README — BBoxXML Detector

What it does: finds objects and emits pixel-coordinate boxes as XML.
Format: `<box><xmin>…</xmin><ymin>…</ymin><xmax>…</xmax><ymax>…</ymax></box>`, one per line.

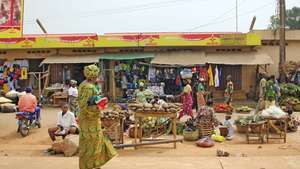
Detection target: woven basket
<box><xmin>183</xmin><ymin>129</ymin><xmax>199</xmax><ymax>141</ymax></box>
<box><xmin>101</xmin><ymin>118</ymin><xmax>123</xmax><ymax>144</ymax></box>
<box><xmin>293</xmin><ymin>104</ymin><xmax>300</xmax><ymax>111</ymax></box>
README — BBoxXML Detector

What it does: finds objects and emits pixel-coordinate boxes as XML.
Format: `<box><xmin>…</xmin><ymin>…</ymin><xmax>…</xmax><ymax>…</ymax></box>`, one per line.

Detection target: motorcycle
<box><xmin>16</xmin><ymin>105</ymin><xmax>41</xmax><ymax>137</ymax></box>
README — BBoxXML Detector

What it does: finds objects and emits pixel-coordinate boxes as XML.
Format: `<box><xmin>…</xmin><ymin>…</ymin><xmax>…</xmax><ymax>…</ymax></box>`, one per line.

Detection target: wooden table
<box><xmin>134</xmin><ymin>111</ymin><xmax>177</xmax><ymax>149</ymax></box>
<box><xmin>265</xmin><ymin>116</ymin><xmax>288</xmax><ymax>143</ymax></box>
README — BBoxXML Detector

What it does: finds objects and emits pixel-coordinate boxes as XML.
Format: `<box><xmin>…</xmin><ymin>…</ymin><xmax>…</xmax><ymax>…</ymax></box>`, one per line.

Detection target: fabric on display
<box><xmin>208</xmin><ymin>65</ymin><xmax>214</xmax><ymax>87</ymax></box>
<box><xmin>214</xmin><ymin>66</ymin><xmax>220</xmax><ymax>88</ymax></box>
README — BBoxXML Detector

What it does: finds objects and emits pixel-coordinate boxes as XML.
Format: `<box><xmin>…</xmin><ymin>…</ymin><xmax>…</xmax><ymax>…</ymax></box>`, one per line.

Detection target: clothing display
<box><xmin>208</xmin><ymin>65</ymin><xmax>214</xmax><ymax>87</ymax></box>
<box><xmin>214</xmin><ymin>66</ymin><xmax>220</xmax><ymax>88</ymax></box>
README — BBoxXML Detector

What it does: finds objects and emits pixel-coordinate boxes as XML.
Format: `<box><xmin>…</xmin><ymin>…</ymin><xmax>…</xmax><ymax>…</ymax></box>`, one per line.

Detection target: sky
<box><xmin>23</xmin><ymin>0</ymin><xmax>300</xmax><ymax>34</ymax></box>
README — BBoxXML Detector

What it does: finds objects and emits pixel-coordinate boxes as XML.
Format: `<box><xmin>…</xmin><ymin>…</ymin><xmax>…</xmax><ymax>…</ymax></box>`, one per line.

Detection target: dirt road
<box><xmin>1</xmin><ymin>108</ymin><xmax>300</xmax><ymax>169</ymax></box>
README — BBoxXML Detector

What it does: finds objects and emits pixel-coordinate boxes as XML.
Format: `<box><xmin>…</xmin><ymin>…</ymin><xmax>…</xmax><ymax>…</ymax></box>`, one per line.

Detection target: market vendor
<box><xmin>68</xmin><ymin>80</ymin><xmax>79</xmax><ymax>117</ymax></box>
<box><xmin>291</xmin><ymin>68</ymin><xmax>300</xmax><ymax>85</ymax></box>
<box><xmin>134</xmin><ymin>82</ymin><xmax>153</xmax><ymax>103</ymax></box>
<box><xmin>265</xmin><ymin>76</ymin><xmax>276</xmax><ymax>108</ymax></box>
<box><xmin>197</xmin><ymin>77</ymin><xmax>206</xmax><ymax>109</ymax></box>
<box><xmin>179</xmin><ymin>79</ymin><xmax>193</xmax><ymax>119</ymax></box>
<box><xmin>224</xmin><ymin>75</ymin><xmax>234</xmax><ymax>106</ymax></box>
<box><xmin>78</xmin><ymin>64</ymin><xmax>117</xmax><ymax>169</ymax></box>
<box><xmin>257</xmin><ymin>73</ymin><xmax>267</xmax><ymax>111</ymax></box>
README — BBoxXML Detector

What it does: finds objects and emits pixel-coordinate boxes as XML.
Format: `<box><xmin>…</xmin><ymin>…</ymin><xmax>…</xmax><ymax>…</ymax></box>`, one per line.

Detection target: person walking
<box><xmin>224</xmin><ymin>75</ymin><xmax>234</xmax><ymax>106</ymax></box>
<box><xmin>78</xmin><ymin>64</ymin><xmax>117</xmax><ymax>169</ymax></box>
<box><xmin>179</xmin><ymin>79</ymin><xmax>193</xmax><ymax>119</ymax></box>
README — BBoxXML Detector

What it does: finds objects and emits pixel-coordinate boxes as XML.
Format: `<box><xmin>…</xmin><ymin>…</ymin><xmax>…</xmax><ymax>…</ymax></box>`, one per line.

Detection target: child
<box><xmin>224</xmin><ymin>115</ymin><xmax>234</xmax><ymax>140</ymax></box>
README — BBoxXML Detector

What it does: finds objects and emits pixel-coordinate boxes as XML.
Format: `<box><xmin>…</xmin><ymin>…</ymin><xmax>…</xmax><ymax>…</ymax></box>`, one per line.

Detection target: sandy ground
<box><xmin>1</xmin><ymin>107</ymin><xmax>300</xmax><ymax>169</ymax></box>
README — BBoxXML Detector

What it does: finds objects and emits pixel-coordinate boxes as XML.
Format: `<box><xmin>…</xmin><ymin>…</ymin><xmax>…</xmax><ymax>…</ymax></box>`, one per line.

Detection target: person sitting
<box><xmin>18</xmin><ymin>87</ymin><xmax>37</xmax><ymax>113</ymax></box>
<box><xmin>48</xmin><ymin>103</ymin><xmax>79</xmax><ymax>141</ymax></box>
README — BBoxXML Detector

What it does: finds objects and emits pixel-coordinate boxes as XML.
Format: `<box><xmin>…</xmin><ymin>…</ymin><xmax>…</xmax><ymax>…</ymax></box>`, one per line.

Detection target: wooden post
<box><xmin>279</xmin><ymin>0</ymin><xmax>286</xmax><ymax>82</ymax></box>
<box><xmin>38</xmin><ymin>73</ymin><xmax>41</xmax><ymax>97</ymax></box>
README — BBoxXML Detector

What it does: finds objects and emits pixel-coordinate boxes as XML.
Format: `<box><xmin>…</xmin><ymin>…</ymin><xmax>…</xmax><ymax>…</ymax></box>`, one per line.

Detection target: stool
<box><xmin>246</xmin><ymin>121</ymin><xmax>266</xmax><ymax>144</ymax></box>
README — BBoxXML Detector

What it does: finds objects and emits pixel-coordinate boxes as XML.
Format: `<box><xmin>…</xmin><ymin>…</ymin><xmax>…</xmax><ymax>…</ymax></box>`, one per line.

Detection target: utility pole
<box><xmin>279</xmin><ymin>0</ymin><xmax>286</xmax><ymax>82</ymax></box>
<box><xmin>236</xmin><ymin>0</ymin><xmax>238</xmax><ymax>32</ymax></box>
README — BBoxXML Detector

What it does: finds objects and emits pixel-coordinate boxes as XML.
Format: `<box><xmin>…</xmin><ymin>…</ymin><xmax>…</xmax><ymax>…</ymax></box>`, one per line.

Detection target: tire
<box><xmin>19</xmin><ymin>120</ymin><xmax>29</xmax><ymax>137</ymax></box>
<box><xmin>36</xmin><ymin>122</ymin><xmax>41</xmax><ymax>128</ymax></box>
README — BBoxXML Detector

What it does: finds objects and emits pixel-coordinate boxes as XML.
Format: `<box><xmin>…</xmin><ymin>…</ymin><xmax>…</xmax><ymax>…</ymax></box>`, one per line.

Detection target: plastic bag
<box><xmin>196</xmin><ymin>137</ymin><xmax>214</xmax><ymax>147</ymax></box>
<box><xmin>211</xmin><ymin>134</ymin><xmax>225</xmax><ymax>142</ymax></box>
<box><xmin>180</xmin><ymin>69</ymin><xmax>192</xmax><ymax>79</ymax></box>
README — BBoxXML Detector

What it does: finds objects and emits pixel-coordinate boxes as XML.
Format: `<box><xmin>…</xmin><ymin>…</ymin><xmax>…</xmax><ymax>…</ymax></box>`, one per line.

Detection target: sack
<box><xmin>196</xmin><ymin>137</ymin><xmax>214</xmax><ymax>148</ymax></box>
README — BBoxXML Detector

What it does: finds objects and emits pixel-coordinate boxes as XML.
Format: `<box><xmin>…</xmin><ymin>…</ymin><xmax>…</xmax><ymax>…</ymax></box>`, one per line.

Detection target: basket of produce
<box><xmin>235</xmin><ymin>115</ymin><xmax>265</xmax><ymax>134</ymax></box>
<box><xmin>128</xmin><ymin>102</ymin><xmax>182</xmax><ymax>113</ymax></box>
<box><xmin>100</xmin><ymin>110</ymin><xmax>125</xmax><ymax>144</ymax></box>
<box><xmin>213</xmin><ymin>103</ymin><xmax>233</xmax><ymax>113</ymax></box>
<box><xmin>183</xmin><ymin>119</ymin><xmax>199</xmax><ymax>141</ymax></box>
<box><xmin>293</xmin><ymin>103</ymin><xmax>300</xmax><ymax>111</ymax></box>
<box><xmin>236</xmin><ymin>106</ymin><xmax>252</xmax><ymax>114</ymax></box>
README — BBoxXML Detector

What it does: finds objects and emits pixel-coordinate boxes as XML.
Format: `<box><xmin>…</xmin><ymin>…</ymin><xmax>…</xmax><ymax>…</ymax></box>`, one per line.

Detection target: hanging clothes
<box><xmin>219</xmin><ymin>66</ymin><xmax>222</xmax><ymax>85</ymax></box>
<box><xmin>207</xmin><ymin>65</ymin><xmax>214</xmax><ymax>87</ymax></box>
<box><xmin>199</xmin><ymin>67</ymin><xmax>208</xmax><ymax>80</ymax></box>
<box><xmin>214</xmin><ymin>66</ymin><xmax>220</xmax><ymax>88</ymax></box>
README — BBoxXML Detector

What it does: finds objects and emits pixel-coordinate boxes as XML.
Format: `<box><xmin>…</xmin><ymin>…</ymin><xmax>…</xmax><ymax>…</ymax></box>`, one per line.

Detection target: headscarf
<box><xmin>84</xmin><ymin>64</ymin><xmax>99</xmax><ymax>79</ymax></box>
<box><xmin>70</xmin><ymin>80</ymin><xmax>77</xmax><ymax>85</ymax></box>
<box><xmin>139</xmin><ymin>82</ymin><xmax>145</xmax><ymax>87</ymax></box>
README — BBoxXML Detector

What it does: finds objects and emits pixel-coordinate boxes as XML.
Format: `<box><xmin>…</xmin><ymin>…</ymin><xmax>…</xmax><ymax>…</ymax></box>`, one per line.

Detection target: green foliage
<box><xmin>280</xmin><ymin>83</ymin><xmax>300</xmax><ymax>99</ymax></box>
<box><xmin>268</xmin><ymin>7</ymin><xmax>300</xmax><ymax>30</ymax></box>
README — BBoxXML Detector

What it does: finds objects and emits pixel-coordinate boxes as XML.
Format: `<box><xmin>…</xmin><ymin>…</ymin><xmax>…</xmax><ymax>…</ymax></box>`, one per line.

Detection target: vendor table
<box><xmin>134</xmin><ymin>111</ymin><xmax>177</xmax><ymax>149</ymax></box>
<box><xmin>265</xmin><ymin>116</ymin><xmax>288</xmax><ymax>143</ymax></box>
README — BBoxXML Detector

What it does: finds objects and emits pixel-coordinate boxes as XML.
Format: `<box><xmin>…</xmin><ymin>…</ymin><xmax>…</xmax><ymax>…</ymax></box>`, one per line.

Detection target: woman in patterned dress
<box><xmin>179</xmin><ymin>79</ymin><xmax>193</xmax><ymax>119</ymax></box>
<box><xmin>224</xmin><ymin>75</ymin><xmax>234</xmax><ymax>106</ymax></box>
<box><xmin>78</xmin><ymin>64</ymin><xmax>117</xmax><ymax>169</ymax></box>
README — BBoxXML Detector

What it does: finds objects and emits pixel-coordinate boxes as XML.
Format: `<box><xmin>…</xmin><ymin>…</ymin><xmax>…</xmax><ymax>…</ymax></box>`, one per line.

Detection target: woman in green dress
<box><xmin>78</xmin><ymin>64</ymin><xmax>117</xmax><ymax>169</ymax></box>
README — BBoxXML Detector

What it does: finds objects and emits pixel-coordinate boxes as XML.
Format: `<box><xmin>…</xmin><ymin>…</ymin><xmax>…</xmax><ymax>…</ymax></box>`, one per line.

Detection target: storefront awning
<box><xmin>205</xmin><ymin>52</ymin><xmax>273</xmax><ymax>65</ymax></box>
<box><xmin>40</xmin><ymin>55</ymin><xmax>99</xmax><ymax>65</ymax></box>
<box><xmin>99</xmin><ymin>53</ymin><xmax>154</xmax><ymax>60</ymax></box>
<box><xmin>151</xmin><ymin>51</ymin><xmax>206</xmax><ymax>65</ymax></box>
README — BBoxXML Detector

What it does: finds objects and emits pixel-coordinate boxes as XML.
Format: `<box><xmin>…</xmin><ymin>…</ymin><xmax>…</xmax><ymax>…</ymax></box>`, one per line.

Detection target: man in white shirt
<box><xmin>48</xmin><ymin>103</ymin><xmax>79</xmax><ymax>141</ymax></box>
<box><xmin>68</xmin><ymin>80</ymin><xmax>79</xmax><ymax>117</ymax></box>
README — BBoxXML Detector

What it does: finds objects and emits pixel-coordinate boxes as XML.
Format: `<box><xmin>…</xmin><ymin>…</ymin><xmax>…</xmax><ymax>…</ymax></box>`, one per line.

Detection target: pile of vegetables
<box><xmin>236</xmin><ymin>106</ymin><xmax>252</xmax><ymax>113</ymax></box>
<box><xmin>234</xmin><ymin>114</ymin><xmax>265</xmax><ymax>126</ymax></box>
<box><xmin>280</xmin><ymin>83</ymin><xmax>300</xmax><ymax>99</ymax></box>
<box><xmin>213</xmin><ymin>103</ymin><xmax>233</xmax><ymax>113</ymax></box>
<box><xmin>100</xmin><ymin>110</ymin><xmax>125</xmax><ymax>120</ymax></box>
<box><xmin>129</xmin><ymin>103</ymin><xmax>182</xmax><ymax>113</ymax></box>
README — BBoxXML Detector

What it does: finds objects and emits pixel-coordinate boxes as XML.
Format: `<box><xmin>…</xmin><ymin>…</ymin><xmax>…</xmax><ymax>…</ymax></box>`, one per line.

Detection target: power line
<box><xmin>188</xmin><ymin>0</ymin><xmax>274</xmax><ymax>31</ymax></box>
<box><xmin>23</xmin><ymin>0</ymin><xmax>204</xmax><ymax>24</ymax></box>
<box><xmin>189</xmin><ymin>0</ymin><xmax>248</xmax><ymax>31</ymax></box>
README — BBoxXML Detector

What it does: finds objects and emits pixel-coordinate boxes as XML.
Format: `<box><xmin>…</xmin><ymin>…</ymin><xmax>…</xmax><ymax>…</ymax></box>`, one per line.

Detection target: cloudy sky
<box><xmin>23</xmin><ymin>0</ymin><xmax>300</xmax><ymax>34</ymax></box>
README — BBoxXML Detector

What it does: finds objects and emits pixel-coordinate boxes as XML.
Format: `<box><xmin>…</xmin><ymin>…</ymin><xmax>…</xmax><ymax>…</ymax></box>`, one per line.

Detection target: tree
<box><xmin>268</xmin><ymin>7</ymin><xmax>300</xmax><ymax>30</ymax></box>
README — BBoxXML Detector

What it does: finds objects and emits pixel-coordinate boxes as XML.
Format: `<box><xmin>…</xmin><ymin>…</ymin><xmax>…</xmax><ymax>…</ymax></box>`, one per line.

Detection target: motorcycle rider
<box><xmin>18</xmin><ymin>87</ymin><xmax>39</xmax><ymax>123</ymax></box>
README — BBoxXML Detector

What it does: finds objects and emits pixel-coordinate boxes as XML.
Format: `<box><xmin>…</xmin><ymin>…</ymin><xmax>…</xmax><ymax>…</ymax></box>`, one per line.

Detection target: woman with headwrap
<box><xmin>197</xmin><ymin>77</ymin><xmax>206</xmax><ymax>109</ymax></box>
<box><xmin>179</xmin><ymin>79</ymin><xmax>193</xmax><ymax>119</ymax></box>
<box><xmin>78</xmin><ymin>65</ymin><xmax>117</xmax><ymax>169</ymax></box>
<box><xmin>224</xmin><ymin>75</ymin><xmax>234</xmax><ymax>106</ymax></box>
<box><xmin>68</xmin><ymin>80</ymin><xmax>80</xmax><ymax>117</ymax></box>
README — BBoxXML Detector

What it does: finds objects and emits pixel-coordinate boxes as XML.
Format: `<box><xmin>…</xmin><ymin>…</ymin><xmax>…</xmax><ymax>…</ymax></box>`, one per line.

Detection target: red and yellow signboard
<box><xmin>0</xmin><ymin>32</ymin><xmax>261</xmax><ymax>49</ymax></box>
<box><xmin>0</xmin><ymin>0</ymin><xmax>24</xmax><ymax>38</ymax></box>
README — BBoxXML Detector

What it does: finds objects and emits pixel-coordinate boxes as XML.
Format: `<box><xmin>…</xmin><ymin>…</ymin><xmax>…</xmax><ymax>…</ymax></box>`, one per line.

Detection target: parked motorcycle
<box><xmin>16</xmin><ymin>106</ymin><xmax>41</xmax><ymax>137</ymax></box>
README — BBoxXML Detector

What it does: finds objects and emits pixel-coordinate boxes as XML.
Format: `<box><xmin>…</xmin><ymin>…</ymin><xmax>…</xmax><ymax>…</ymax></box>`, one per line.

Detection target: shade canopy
<box><xmin>99</xmin><ymin>53</ymin><xmax>154</xmax><ymax>60</ymax></box>
<box><xmin>40</xmin><ymin>55</ymin><xmax>99</xmax><ymax>65</ymax></box>
<box><xmin>151</xmin><ymin>51</ymin><xmax>206</xmax><ymax>65</ymax></box>
<box><xmin>205</xmin><ymin>52</ymin><xmax>273</xmax><ymax>65</ymax></box>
